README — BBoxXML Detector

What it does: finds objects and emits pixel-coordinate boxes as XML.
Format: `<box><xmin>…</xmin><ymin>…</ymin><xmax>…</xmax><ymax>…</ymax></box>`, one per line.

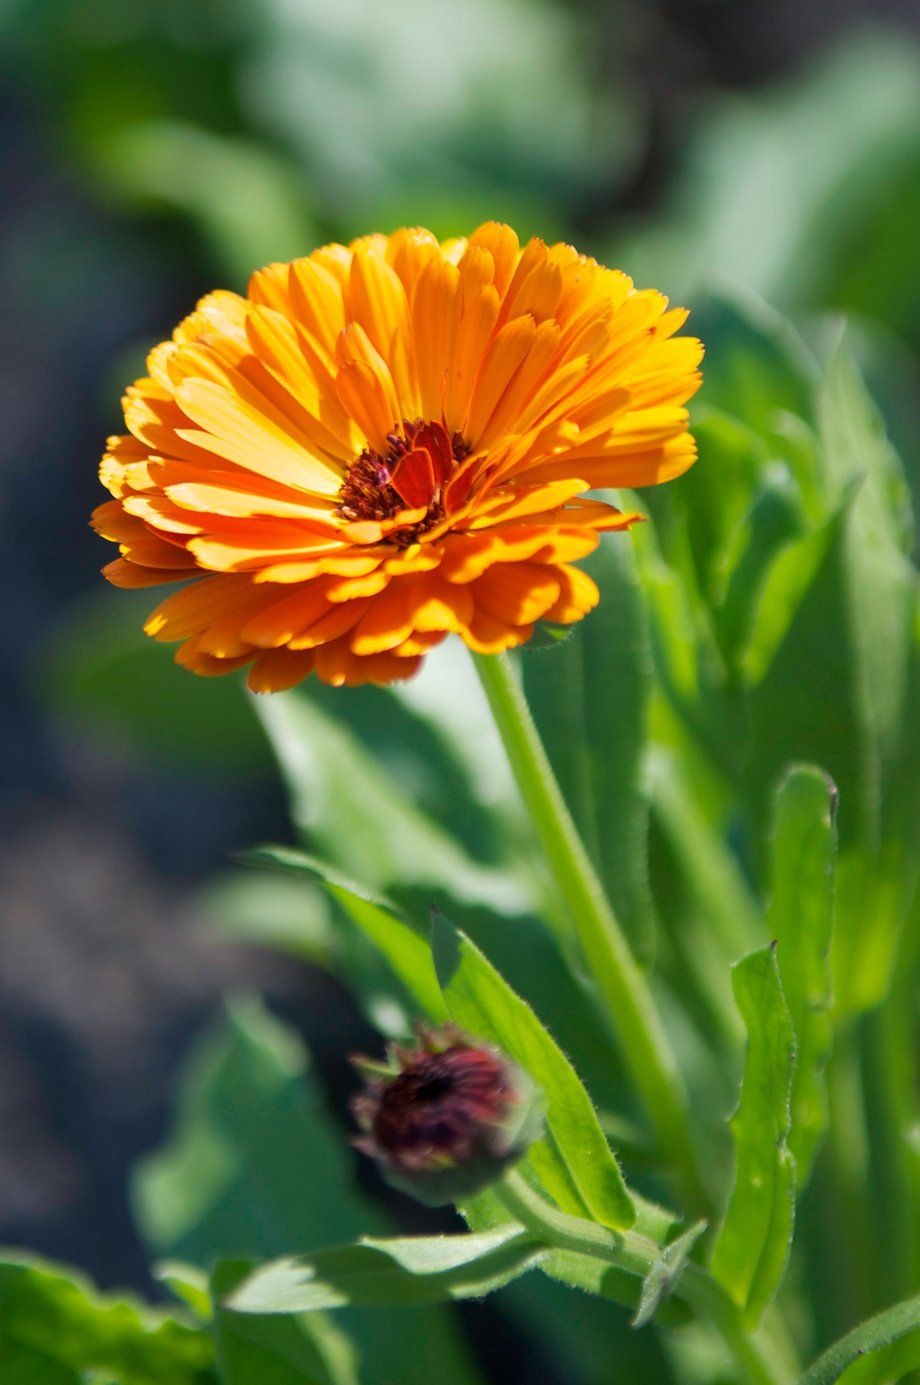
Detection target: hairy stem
<box><xmin>497</xmin><ymin>1171</ymin><xmax>793</xmax><ymax>1385</ymax></box>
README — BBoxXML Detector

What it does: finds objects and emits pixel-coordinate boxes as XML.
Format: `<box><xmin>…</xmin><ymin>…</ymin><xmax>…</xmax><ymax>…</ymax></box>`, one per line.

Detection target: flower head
<box><xmin>351</xmin><ymin>1025</ymin><xmax>542</xmax><ymax>1205</ymax></box>
<box><xmin>93</xmin><ymin>223</ymin><xmax>702</xmax><ymax>688</ymax></box>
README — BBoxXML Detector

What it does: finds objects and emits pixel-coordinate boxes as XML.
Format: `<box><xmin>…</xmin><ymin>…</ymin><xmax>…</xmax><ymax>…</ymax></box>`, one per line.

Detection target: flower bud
<box><xmin>350</xmin><ymin>1024</ymin><xmax>543</xmax><ymax>1206</ymax></box>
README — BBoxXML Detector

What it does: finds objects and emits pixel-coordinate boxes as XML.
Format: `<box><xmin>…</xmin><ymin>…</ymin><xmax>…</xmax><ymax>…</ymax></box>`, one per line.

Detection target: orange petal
<box><xmin>247</xmin><ymin>647</ymin><xmax>317</xmax><ymax>693</ymax></box>
<box><xmin>542</xmin><ymin>564</ymin><xmax>600</xmax><ymax>623</ymax></box>
<box><xmin>464</xmin><ymin>315</ymin><xmax>537</xmax><ymax>444</ymax></box>
<box><xmin>472</xmin><ymin>562</ymin><xmax>561</xmax><ymax>625</ymax></box>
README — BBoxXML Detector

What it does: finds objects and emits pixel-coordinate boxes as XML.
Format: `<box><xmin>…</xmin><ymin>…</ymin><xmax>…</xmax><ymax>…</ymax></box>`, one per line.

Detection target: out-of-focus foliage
<box><xmin>611</xmin><ymin>35</ymin><xmax>920</xmax><ymax>349</ymax></box>
<box><xmin>1</xmin><ymin>0</ymin><xmax>629</xmax><ymax>283</ymax></box>
<box><xmin>0</xmin><ymin>1254</ymin><xmax>216</xmax><ymax>1383</ymax></box>
<box><xmin>10</xmin><ymin>1</ymin><xmax>920</xmax><ymax>1379</ymax></box>
<box><xmin>132</xmin><ymin>999</ymin><xmax>482</xmax><ymax>1385</ymax></box>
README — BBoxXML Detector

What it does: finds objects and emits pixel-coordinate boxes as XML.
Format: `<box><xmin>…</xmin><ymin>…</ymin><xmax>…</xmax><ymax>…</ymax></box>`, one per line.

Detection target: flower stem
<box><xmin>497</xmin><ymin>1170</ymin><xmax>793</xmax><ymax>1385</ymax></box>
<box><xmin>472</xmin><ymin>650</ymin><xmax>709</xmax><ymax>1215</ymax></box>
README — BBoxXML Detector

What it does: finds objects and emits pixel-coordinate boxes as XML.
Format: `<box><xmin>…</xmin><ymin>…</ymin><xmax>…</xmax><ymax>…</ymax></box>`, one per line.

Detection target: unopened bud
<box><xmin>350</xmin><ymin>1024</ymin><xmax>542</xmax><ymax>1206</ymax></box>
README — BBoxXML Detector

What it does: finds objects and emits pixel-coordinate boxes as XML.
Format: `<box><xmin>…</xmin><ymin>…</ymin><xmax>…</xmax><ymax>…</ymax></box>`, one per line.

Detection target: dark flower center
<box><xmin>338</xmin><ymin>420</ymin><xmax>472</xmax><ymax>545</ymax></box>
<box><xmin>368</xmin><ymin>1046</ymin><xmax>510</xmax><ymax>1166</ymax></box>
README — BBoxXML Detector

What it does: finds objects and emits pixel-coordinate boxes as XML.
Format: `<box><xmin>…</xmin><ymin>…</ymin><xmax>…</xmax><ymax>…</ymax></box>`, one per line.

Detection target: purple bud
<box><xmin>350</xmin><ymin>1025</ymin><xmax>542</xmax><ymax>1206</ymax></box>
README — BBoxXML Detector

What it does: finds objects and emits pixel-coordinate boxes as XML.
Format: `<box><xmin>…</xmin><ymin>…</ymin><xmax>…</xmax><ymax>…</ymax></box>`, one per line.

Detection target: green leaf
<box><xmin>523</xmin><ymin>537</ymin><xmax>656</xmax><ymax>958</ymax></box>
<box><xmin>155</xmin><ymin>1258</ymin><xmax>358</xmax><ymax>1385</ymax></box>
<box><xmin>632</xmin><ymin>1222</ymin><xmax>707</xmax><ymax>1330</ymax></box>
<box><xmin>715</xmin><ymin>465</ymin><xmax>804</xmax><ymax>674</ymax></box>
<box><xmin>608</xmin><ymin>35</ymin><xmax>920</xmax><ymax>324</ymax></box>
<box><xmin>133</xmin><ymin>999</ymin><xmax>481</xmax><ymax>1385</ymax></box>
<box><xmin>745</xmin><ymin>502</ymin><xmax>869</xmax><ymax>848</ymax></box>
<box><xmin>818</xmin><ymin>342</ymin><xmax>913</xmax><ymax>768</ymax></box>
<box><xmin>242</xmin><ymin>844</ymin><xmax>447</xmax><ymax>1024</ymax></box>
<box><xmin>226</xmin><ymin>1228</ymin><xmax>544</xmax><ymax>1314</ymax></box>
<box><xmin>817</xmin><ymin>344</ymin><xmax>917</xmax><ymax>1012</ymax></box>
<box><xmin>96</xmin><ymin>121</ymin><xmax>317</xmax><ymax>286</ymax></box>
<box><xmin>680</xmin><ymin>294</ymin><xmax>815</xmax><ymax>438</ymax></box>
<box><xmin>315</xmin><ymin>660</ymin><xmax>517</xmax><ymax>865</ymax></box>
<box><xmin>710</xmin><ymin>945</ymin><xmax>796</xmax><ymax>1326</ymax></box>
<box><xmin>767</xmin><ymin>766</ymin><xmax>837</xmax><ymax>1180</ymax></box>
<box><xmin>39</xmin><ymin>593</ymin><xmax>270</xmax><ymax>775</ymax></box>
<box><xmin>212</xmin><ymin>1262</ymin><xmax>358</xmax><ymax>1385</ymax></box>
<box><xmin>798</xmin><ymin>1292</ymin><xmax>920</xmax><ymax>1385</ymax></box>
<box><xmin>198</xmin><ymin>871</ymin><xmax>336</xmax><ymax>967</ymax></box>
<box><xmin>153</xmin><ymin>1263</ymin><xmax>211</xmax><ymax>1323</ymax></box>
<box><xmin>255</xmin><ymin>689</ymin><xmax>524</xmax><ymax>914</ymax></box>
<box><xmin>431</xmin><ymin>912</ymin><xmax>635</xmax><ymax>1230</ymax></box>
<box><xmin>0</xmin><ymin>1255</ymin><xmax>215</xmax><ymax>1385</ymax></box>
<box><xmin>649</xmin><ymin>747</ymin><xmax>761</xmax><ymax>964</ymax></box>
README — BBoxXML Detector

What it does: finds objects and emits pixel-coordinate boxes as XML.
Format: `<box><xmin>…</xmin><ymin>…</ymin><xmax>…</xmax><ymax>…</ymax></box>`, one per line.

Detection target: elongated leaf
<box><xmin>716</xmin><ymin>465</ymin><xmax>804</xmax><ymax>673</ymax></box>
<box><xmin>212</xmin><ymin>1262</ymin><xmax>358</xmax><ymax>1385</ymax></box>
<box><xmin>0</xmin><ymin>1255</ymin><xmax>215</xmax><ymax>1385</ymax></box>
<box><xmin>767</xmin><ymin>766</ymin><xmax>837</xmax><ymax>1179</ymax></box>
<box><xmin>649</xmin><ymin>748</ymin><xmax>761</xmax><ymax>963</ymax></box>
<box><xmin>243</xmin><ymin>850</ymin><xmax>622</xmax><ymax>1107</ymax></box>
<box><xmin>799</xmin><ymin>1293</ymin><xmax>920</xmax><ymax>1385</ymax></box>
<box><xmin>820</xmin><ymin>343</ymin><xmax>913</xmax><ymax>780</ymax></box>
<box><xmin>242</xmin><ymin>844</ymin><xmax>447</xmax><ymax>1022</ymax></box>
<box><xmin>255</xmin><ymin>690</ymin><xmax>524</xmax><ymax>914</ymax></box>
<box><xmin>133</xmin><ymin>999</ymin><xmax>481</xmax><ymax>1385</ymax></box>
<box><xmin>322</xmin><ymin>652</ymin><xmax>518</xmax><ymax>862</ymax></box>
<box><xmin>523</xmin><ymin>538</ymin><xmax>656</xmax><ymax>958</ymax></box>
<box><xmin>200</xmin><ymin>870</ymin><xmax>336</xmax><ymax>966</ymax></box>
<box><xmin>817</xmin><ymin>345</ymin><xmax>916</xmax><ymax>1012</ymax></box>
<box><xmin>100</xmin><ymin>120</ymin><xmax>316</xmax><ymax>285</ymax></box>
<box><xmin>711</xmin><ymin>945</ymin><xmax>796</xmax><ymax>1326</ymax></box>
<box><xmin>432</xmin><ymin>912</ymin><xmax>635</xmax><ymax>1230</ymax></box>
<box><xmin>227</xmin><ymin>1228</ymin><xmax>543</xmax><ymax>1315</ymax></box>
<box><xmin>632</xmin><ymin>1222</ymin><xmax>707</xmax><ymax>1329</ymax></box>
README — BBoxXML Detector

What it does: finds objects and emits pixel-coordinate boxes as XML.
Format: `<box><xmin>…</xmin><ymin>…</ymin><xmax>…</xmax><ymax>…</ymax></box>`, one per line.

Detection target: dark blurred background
<box><xmin>1</xmin><ymin>0</ymin><xmax>918</xmax><ymax>1337</ymax></box>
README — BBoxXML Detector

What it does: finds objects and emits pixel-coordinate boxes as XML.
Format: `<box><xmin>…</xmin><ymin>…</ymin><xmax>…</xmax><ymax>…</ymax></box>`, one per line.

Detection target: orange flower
<box><xmin>92</xmin><ymin>223</ymin><xmax>702</xmax><ymax>689</ymax></box>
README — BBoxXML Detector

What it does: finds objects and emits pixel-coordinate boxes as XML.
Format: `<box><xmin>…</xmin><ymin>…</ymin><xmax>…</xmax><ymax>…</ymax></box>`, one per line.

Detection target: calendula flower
<box><xmin>351</xmin><ymin>1025</ymin><xmax>542</xmax><ymax>1205</ymax></box>
<box><xmin>93</xmin><ymin>223</ymin><xmax>701</xmax><ymax>689</ymax></box>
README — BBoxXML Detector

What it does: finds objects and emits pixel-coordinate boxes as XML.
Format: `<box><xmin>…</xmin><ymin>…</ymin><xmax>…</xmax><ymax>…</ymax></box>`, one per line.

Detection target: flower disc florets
<box><xmin>351</xmin><ymin>1025</ymin><xmax>542</xmax><ymax>1205</ymax></box>
<box><xmin>338</xmin><ymin>420</ymin><xmax>472</xmax><ymax>545</ymax></box>
<box><xmin>92</xmin><ymin>222</ymin><xmax>702</xmax><ymax>689</ymax></box>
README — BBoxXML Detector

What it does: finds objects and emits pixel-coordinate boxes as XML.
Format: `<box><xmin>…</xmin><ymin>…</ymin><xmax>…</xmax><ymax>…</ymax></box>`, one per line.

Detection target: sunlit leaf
<box><xmin>432</xmin><ymin>912</ymin><xmax>635</xmax><ymax>1230</ymax></box>
<box><xmin>211</xmin><ymin>1262</ymin><xmax>359</xmax><ymax>1385</ymax></box>
<box><xmin>226</xmin><ymin>1228</ymin><xmax>543</xmax><ymax>1314</ymax></box>
<box><xmin>255</xmin><ymin>689</ymin><xmax>524</xmax><ymax>915</ymax></box>
<box><xmin>242</xmin><ymin>844</ymin><xmax>447</xmax><ymax>1023</ymax></box>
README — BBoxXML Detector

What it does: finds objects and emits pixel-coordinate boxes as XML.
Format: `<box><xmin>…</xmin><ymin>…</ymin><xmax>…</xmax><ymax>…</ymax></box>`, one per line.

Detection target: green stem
<box><xmin>497</xmin><ymin>1171</ymin><xmax>793</xmax><ymax>1385</ymax></box>
<box><xmin>472</xmin><ymin>650</ymin><xmax>710</xmax><ymax>1216</ymax></box>
<box><xmin>823</xmin><ymin>1026</ymin><xmax>877</xmax><ymax>1325</ymax></box>
<box><xmin>862</xmin><ymin>1003</ymin><xmax>914</xmax><ymax>1307</ymax></box>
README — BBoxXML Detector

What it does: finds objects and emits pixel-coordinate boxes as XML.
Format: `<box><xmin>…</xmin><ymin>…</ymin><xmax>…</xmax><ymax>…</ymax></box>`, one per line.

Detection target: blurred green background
<box><xmin>1</xmin><ymin>0</ymin><xmax>918</xmax><ymax>1379</ymax></box>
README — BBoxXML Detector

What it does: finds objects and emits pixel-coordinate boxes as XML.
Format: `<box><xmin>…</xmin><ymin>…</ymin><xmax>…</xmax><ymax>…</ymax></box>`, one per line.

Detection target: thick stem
<box><xmin>497</xmin><ymin>1171</ymin><xmax>793</xmax><ymax>1385</ymax></box>
<box><xmin>472</xmin><ymin>650</ymin><xmax>710</xmax><ymax>1215</ymax></box>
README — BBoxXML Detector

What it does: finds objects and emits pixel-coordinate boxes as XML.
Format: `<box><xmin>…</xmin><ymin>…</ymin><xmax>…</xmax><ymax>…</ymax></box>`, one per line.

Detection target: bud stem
<box><xmin>472</xmin><ymin>651</ymin><xmax>710</xmax><ymax>1217</ymax></box>
<box><xmin>497</xmin><ymin>1170</ymin><xmax>794</xmax><ymax>1385</ymax></box>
